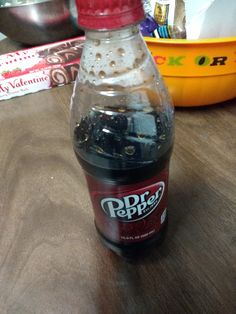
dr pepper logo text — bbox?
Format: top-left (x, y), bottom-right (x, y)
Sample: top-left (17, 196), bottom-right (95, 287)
top-left (101, 182), bottom-right (165, 222)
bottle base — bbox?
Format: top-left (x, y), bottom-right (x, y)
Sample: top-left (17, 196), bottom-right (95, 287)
top-left (95, 218), bottom-right (168, 260)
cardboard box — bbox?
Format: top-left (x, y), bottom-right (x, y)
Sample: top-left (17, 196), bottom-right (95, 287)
top-left (0, 37), bottom-right (84, 101)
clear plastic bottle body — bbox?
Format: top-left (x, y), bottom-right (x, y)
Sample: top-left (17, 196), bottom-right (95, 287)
top-left (70, 25), bottom-right (174, 258)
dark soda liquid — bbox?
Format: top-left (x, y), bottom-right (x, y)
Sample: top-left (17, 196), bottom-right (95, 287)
top-left (75, 152), bottom-right (170, 259)
top-left (96, 215), bottom-right (168, 260)
top-left (73, 105), bottom-right (173, 258)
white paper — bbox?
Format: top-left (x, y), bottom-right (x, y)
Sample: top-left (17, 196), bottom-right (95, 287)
top-left (184, 0), bottom-right (236, 39)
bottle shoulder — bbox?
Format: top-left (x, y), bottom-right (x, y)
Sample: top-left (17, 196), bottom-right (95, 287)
top-left (71, 29), bottom-right (174, 123)
top-left (78, 32), bottom-right (161, 88)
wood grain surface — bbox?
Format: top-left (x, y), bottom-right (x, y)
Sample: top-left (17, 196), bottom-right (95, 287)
top-left (0, 38), bottom-right (235, 314)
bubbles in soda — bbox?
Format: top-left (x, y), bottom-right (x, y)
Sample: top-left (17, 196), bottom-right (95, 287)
top-left (73, 103), bottom-right (173, 177)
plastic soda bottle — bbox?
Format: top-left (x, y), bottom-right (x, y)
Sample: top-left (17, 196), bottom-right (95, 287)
top-left (70, 0), bottom-right (174, 258)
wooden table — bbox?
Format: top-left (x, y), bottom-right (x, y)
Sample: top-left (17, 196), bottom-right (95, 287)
top-left (0, 38), bottom-right (235, 314)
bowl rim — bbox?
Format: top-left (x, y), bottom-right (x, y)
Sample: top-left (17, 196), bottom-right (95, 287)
top-left (144, 36), bottom-right (236, 46)
top-left (0, 0), bottom-right (50, 8)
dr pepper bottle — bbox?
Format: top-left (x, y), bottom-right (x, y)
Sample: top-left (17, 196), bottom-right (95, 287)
top-left (70, 0), bottom-right (174, 259)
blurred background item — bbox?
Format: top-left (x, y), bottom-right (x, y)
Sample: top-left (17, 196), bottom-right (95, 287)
top-left (0, 0), bottom-right (83, 46)
top-left (142, 0), bottom-right (236, 107)
top-left (141, 0), bottom-right (186, 39)
top-left (146, 36), bottom-right (236, 106)
top-left (142, 0), bottom-right (236, 40)
top-left (185, 0), bottom-right (236, 39)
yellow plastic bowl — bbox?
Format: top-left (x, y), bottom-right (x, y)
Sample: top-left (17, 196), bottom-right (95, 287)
top-left (145, 36), bottom-right (236, 107)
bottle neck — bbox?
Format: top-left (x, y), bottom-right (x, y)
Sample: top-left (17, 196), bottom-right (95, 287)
top-left (80, 24), bottom-right (152, 87)
top-left (85, 25), bottom-right (140, 42)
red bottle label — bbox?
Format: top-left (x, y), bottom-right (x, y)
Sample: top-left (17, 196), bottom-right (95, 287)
top-left (86, 166), bottom-right (169, 244)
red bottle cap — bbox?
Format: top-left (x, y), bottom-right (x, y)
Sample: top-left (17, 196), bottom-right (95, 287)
top-left (75, 0), bottom-right (145, 30)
